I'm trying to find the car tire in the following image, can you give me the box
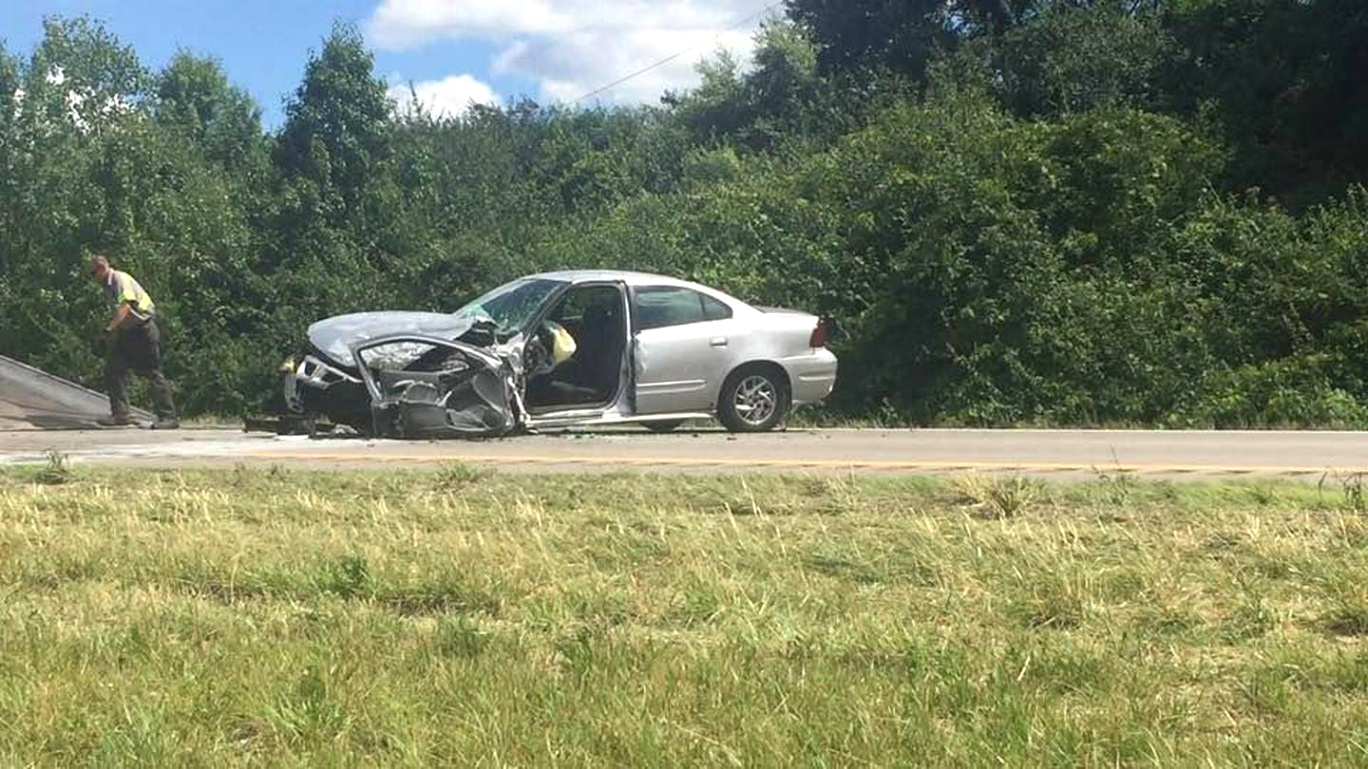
[643,420,685,434]
[717,364,788,433]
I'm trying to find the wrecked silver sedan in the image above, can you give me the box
[279,270,838,438]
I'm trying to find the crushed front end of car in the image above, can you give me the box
[246,276,582,438]
[255,309,511,437]
[264,309,572,440]
[352,334,521,439]
[273,313,470,431]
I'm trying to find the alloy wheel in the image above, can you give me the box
[733,375,778,426]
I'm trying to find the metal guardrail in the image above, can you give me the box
[0,354,153,429]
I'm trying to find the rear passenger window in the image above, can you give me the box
[635,287,733,330]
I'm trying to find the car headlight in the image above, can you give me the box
[279,356,296,373]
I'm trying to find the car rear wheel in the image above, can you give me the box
[643,420,685,433]
[718,365,788,433]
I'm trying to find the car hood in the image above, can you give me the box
[308,311,478,367]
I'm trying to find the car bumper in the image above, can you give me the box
[283,354,369,424]
[781,349,838,406]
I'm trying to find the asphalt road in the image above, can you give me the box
[0,425,1364,478]
[7,352,1362,479]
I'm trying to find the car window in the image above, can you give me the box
[701,294,732,321]
[454,278,566,334]
[635,286,732,330]
[552,285,622,323]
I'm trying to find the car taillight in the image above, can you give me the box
[809,319,830,349]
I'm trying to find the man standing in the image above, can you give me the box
[89,255,179,429]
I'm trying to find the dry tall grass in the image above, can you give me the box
[0,465,1366,765]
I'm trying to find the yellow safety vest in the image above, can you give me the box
[107,270,156,321]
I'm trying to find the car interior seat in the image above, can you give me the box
[529,294,624,408]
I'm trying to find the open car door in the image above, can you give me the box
[351,334,518,439]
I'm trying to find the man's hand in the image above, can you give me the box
[106,303,133,335]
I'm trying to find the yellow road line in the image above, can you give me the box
[241,451,1368,475]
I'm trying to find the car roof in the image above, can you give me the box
[527,270,707,290]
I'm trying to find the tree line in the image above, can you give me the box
[1,0,1364,426]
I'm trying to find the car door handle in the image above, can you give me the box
[710,337,729,347]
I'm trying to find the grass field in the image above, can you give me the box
[2,462,1367,766]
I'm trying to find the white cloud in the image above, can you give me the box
[387,74,500,117]
[367,0,767,105]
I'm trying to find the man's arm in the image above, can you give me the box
[105,272,139,333]
[106,303,133,333]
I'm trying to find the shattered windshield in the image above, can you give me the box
[453,278,566,334]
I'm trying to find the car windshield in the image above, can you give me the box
[453,278,566,334]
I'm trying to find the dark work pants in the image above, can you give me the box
[107,319,177,419]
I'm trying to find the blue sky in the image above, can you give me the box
[0,0,769,129]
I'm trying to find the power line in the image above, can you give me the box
[573,1,783,104]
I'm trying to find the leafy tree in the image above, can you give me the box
[1,5,1365,428]
[669,20,853,151]
[275,22,394,236]
[0,17,148,368]
[991,1,1175,116]
[0,42,24,275]
[1162,0,1368,207]
[665,52,749,143]
[154,51,265,169]
[784,0,1041,81]
[21,15,146,135]
[786,0,958,81]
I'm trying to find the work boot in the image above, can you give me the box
[97,414,136,427]
[151,417,181,430]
